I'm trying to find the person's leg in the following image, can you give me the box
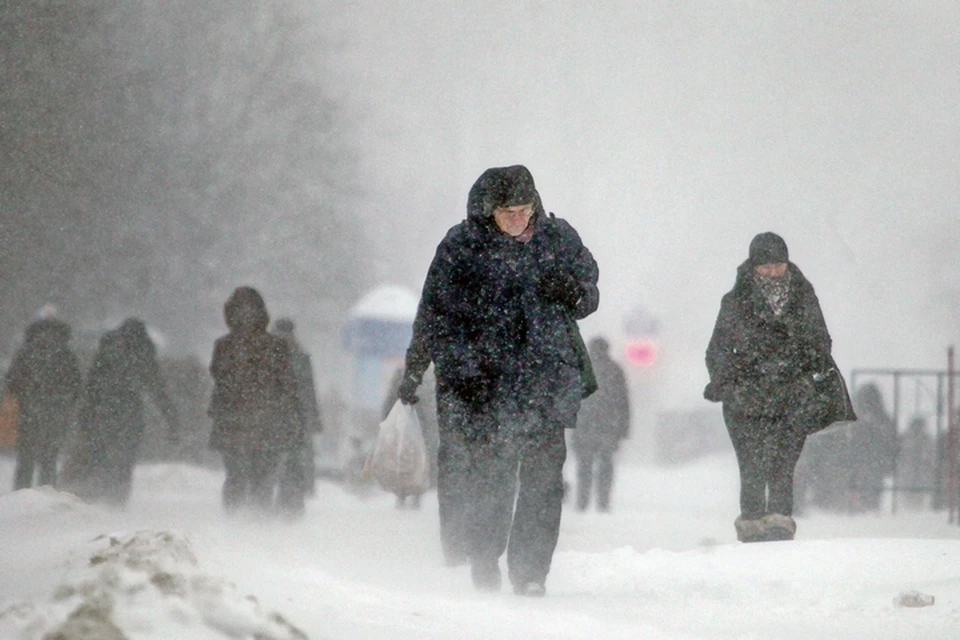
[436,396,480,566]
[596,448,615,512]
[277,449,306,517]
[765,427,807,517]
[221,449,249,512]
[575,448,594,511]
[36,442,59,487]
[507,425,566,592]
[724,407,766,518]
[463,425,517,590]
[14,441,36,490]
[249,449,281,513]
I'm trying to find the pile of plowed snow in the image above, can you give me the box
[0,527,308,640]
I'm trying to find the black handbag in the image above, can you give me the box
[797,355,857,435]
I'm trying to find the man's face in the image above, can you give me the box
[493,203,534,236]
[754,263,788,278]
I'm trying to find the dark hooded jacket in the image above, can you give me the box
[208,287,303,452]
[574,338,629,451]
[5,319,82,449]
[414,166,599,430]
[79,319,178,454]
[704,260,854,430]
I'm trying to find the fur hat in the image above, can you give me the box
[748,232,789,266]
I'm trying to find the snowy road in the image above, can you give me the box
[1,454,959,639]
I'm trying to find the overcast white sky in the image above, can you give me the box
[317,1,959,411]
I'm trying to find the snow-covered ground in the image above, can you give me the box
[1,452,958,640]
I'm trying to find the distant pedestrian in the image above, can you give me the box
[704,232,855,542]
[208,288,304,516]
[572,336,630,512]
[73,318,180,506]
[897,416,935,511]
[273,317,322,500]
[847,383,897,511]
[5,319,82,490]
[397,165,599,596]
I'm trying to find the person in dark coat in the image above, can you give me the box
[208,288,304,515]
[74,318,180,506]
[397,165,599,596]
[572,336,630,512]
[847,382,897,512]
[273,318,322,500]
[704,232,854,542]
[5,318,82,490]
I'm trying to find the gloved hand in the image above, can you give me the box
[536,268,582,309]
[397,374,420,405]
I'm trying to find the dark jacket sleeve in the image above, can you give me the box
[551,216,599,320]
[419,228,486,386]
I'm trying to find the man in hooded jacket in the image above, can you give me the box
[397,165,599,596]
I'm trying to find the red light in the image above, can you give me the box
[625,340,658,367]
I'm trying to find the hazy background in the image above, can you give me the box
[2,1,958,439]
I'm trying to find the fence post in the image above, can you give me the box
[949,347,957,525]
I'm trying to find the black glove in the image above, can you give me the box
[453,376,494,409]
[536,268,582,308]
[397,374,420,405]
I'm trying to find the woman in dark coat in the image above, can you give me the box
[208,287,304,515]
[704,232,854,542]
[75,318,180,506]
[5,318,82,489]
[398,165,599,596]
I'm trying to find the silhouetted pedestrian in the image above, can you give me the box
[572,336,630,512]
[208,288,304,516]
[73,318,180,506]
[5,319,82,490]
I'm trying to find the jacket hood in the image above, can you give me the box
[224,286,270,332]
[466,165,544,225]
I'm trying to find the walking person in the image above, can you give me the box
[5,318,82,490]
[208,288,304,516]
[704,232,854,542]
[397,165,599,596]
[572,336,630,512]
[74,318,180,506]
[273,317,322,503]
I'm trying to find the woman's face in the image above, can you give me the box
[754,263,788,278]
[493,204,534,236]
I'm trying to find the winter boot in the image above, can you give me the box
[513,581,546,597]
[471,558,502,592]
[761,513,797,541]
[734,515,768,543]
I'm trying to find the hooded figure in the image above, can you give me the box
[71,318,180,506]
[5,318,82,489]
[397,165,599,596]
[704,232,854,542]
[208,287,304,515]
[572,336,630,512]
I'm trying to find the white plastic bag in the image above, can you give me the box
[364,401,430,495]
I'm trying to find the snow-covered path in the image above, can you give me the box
[1,454,959,639]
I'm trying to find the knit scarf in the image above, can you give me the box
[754,270,792,316]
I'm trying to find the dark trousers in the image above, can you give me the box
[574,445,615,511]
[438,396,567,586]
[14,441,59,490]
[221,448,282,513]
[724,406,807,518]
